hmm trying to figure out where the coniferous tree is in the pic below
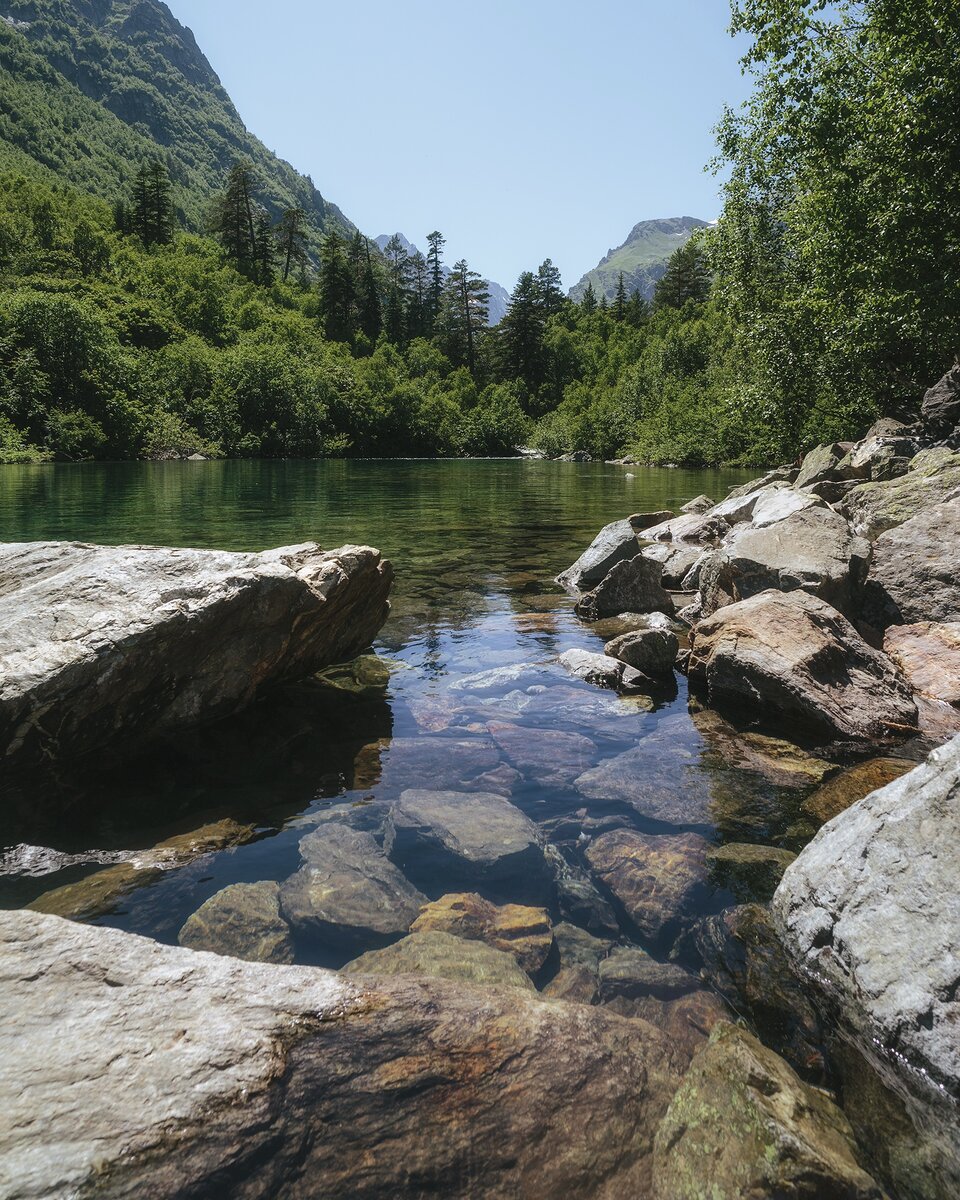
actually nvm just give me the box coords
[580,280,598,314]
[425,230,446,328]
[276,207,308,283]
[613,272,628,322]
[499,270,546,396]
[318,229,355,342]
[349,235,383,344]
[625,288,648,328]
[383,234,411,344]
[132,161,174,247]
[535,258,565,316]
[212,161,259,277]
[653,241,712,309]
[252,210,276,284]
[407,251,429,340]
[112,197,131,236]
[438,259,489,375]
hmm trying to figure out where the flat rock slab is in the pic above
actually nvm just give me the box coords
[384,789,551,903]
[488,722,596,788]
[652,1024,884,1200]
[575,742,714,828]
[688,590,918,741]
[0,540,392,773]
[774,735,960,1106]
[840,451,960,539]
[342,929,535,991]
[585,829,713,944]
[280,824,426,949]
[801,757,916,824]
[0,909,685,1199]
[705,842,797,902]
[598,947,698,1000]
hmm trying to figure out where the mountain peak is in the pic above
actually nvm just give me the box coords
[570,216,710,302]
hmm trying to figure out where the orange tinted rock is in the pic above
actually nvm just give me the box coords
[411,892,553,976]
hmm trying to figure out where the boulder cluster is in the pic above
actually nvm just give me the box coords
[558,365,960,745]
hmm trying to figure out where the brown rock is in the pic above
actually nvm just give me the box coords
[884,621,960,706]
[652,1023,885,1200]
[585,829,713,943]
[410,892,553,976]
[342,930,535,991]
[802,757,916,824]
[1,909,685,1199]
[688,590,918,741]
[28,819,258,921]
[542,966,598,1005]
[179,882,294,965]
[706,842,797,901]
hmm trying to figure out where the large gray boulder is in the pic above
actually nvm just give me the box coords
[698,502,871,618]
[556,518,639,592]
[840,451,960,538]
[0,540,393,774]
[280,825,426,949]
[688,590,918,740]
[575,554,674,620]
[0,908,686,1199]
[921,364,960,436]
[773,736,960,1108]
[861,499,960,629]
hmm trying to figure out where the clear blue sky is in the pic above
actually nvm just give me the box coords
[166,0,751,291]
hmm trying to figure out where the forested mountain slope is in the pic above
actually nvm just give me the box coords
[0,0,352,244]
[570,217,710,302]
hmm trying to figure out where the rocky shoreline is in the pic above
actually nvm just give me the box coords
[1,369,958,1197]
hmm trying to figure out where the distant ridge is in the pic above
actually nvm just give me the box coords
[570,216,711,302]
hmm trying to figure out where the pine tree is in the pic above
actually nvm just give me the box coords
[348,234,382,343]
[276,207,308,283]
[112,197,131,236]
[425,230,446,328]
[383,234,411,344]
[625,288,649,328]
[212,161,259,277]
[438,259,489,375]
[407,251,429,340]
[535,259,565,316]
[132,160,174,247]
[613,272,628,322]
[318,229,356,343]
[581,281,598,314]
[252,210,276,284]
[653,241,712,309]
[499,270,546,395]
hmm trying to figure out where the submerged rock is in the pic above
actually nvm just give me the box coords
[585,829,713,944]
[553,921,615,973]
[342,929,535,991]
[598,947,699,1001]
[801,757,916,824]
[0,540,392,774]
[688,590,918,741]
[705,842,797,902]
[652,1024,885,1200]
[384,789,550,903]
[280,825,426,949]
[410,892,553,976]
[558,648,645,690]
[0,909,685,1199]
[28,819,258,921]
[179,881,294,964]
[487,722,596,788]
[576,743,713,828]
[773,735,960,1107]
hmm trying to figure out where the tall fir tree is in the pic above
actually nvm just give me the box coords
[383,234,411,344]
[318,229,356,343]
[407,251,429,340]
[535,259,565,316]
[276,207,308,283]
[499,270,546,398]
[438,259,489,375]
[131,160,174,247]
[613,272,628,322]
[425,230,446,329]
[252,210,276,285]
[580,280,598,314]
[212,161,259,277]
[653,241,712,309]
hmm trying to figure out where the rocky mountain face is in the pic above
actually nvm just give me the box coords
[570,216,711,303]
[0,0,354,242]
[374,233,510,326]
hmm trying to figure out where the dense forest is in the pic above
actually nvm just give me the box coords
[0,0,957,466]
